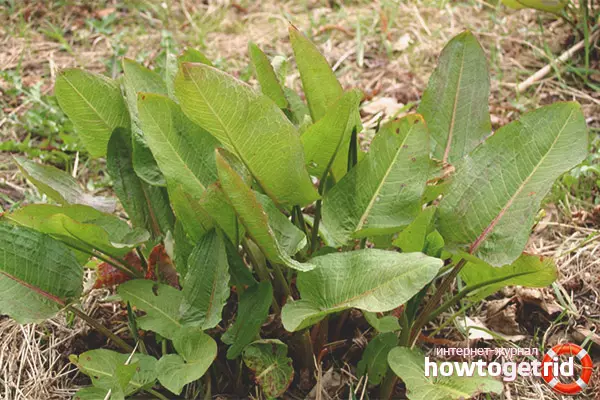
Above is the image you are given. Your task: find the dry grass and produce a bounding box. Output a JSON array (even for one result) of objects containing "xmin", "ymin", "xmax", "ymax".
[{"xmin": 1, "ymin": 0, "xmax": 599, "ymax": 399}]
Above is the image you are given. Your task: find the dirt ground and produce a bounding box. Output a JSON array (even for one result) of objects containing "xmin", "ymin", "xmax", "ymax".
[{"xmin": 1, "ymin": 1, "xmax": 599, "ymax": 399}]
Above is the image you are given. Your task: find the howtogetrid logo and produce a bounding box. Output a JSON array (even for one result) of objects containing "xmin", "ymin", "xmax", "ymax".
[{"xmin": 427, "ymin": 342, "xmax": 594, "ymax": 396}]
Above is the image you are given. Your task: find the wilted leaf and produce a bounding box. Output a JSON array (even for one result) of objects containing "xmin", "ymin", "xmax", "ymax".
[
  {"xmin": 418, "ymin": 31, "xmax": 491, "ymax": 164},
  {"xmin": 0, "ymin": 223, "xmax": 82, "ymax": 323},
  {"xmin": 216, "ymin": 150, "xmax": 314, "ymax": 271},
  {"xmin": 388, "ymin": 347, "xmax": 503, "ymax": 400},
  {"xmin": 223, "ymin": 281, "xmax": 272, "ymax": 359},
  {"xmin": 93, "ymin": 251, "xmax": 144, "ymax": 289},
  {"xmin": 289, "ymin": 26, "xmax": 343, "ymax": 122},
  {"xmin": 438, "ymin": 102, "xmax": 588, "ymax": 266},
  {"xmin": 55, "ymin": 69, "xmax": 130, "ymax": 157},
  {"xmin": 282, "ymin": 250, "xmax": 442, "ymax": 331},
  {"xmin": 156, "ymin": 327, "xmax": 217, "ymax": 395},
  {"xmin": 14, "ymin": 157, "xmax": 116, "ymax": 213},
  {"xmin": 147, "ymin": 244, "xmax": 179, "ymax": 288},
  {"xmin": 249, "ymin": 42, "xmax": 288, "ymax": 108},
  {"xmin": 322, "ymin": 116, "xmax": 430, "ymax": 245},
  {"xmin": 180, "ymin": 230, "xmax": 230, "ymax": 329},
  {"xmin": 357, "ymin": 332, "xmax": 397, "ymax": 385},
  {"xmin": 175, "ymin": 62, "xmax": 318, "ymax": 207},
  {"xmin": 243, "ymin": 339, "xmax": 294, "ymax": 398},
  {"xmin": 117, "ymin": 280, "xmax": 183, "ymax": 339}
]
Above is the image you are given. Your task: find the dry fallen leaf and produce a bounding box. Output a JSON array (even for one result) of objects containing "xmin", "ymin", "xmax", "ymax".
[
  {"xmin": 515, "ymin": 287, "xmax": 562, "ymax": 315},
  {"xmin": 362, "ymin": 97, "xmax": 404, "ymax": 117},
  {"xmin": 393, "ymin": 33, "xmax": 412, "ymax": 52},
  {"xmin": 485, "ymin": 299, "xmax": 522, "ymax": 336},
  {"xmin": 456, "ymin": 316, "xmax": 526, "ymax": 342}
]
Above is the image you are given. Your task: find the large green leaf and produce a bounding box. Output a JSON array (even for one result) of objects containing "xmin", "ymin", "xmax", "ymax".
[
  {"xmin": 418, "ymin": 31, "xmax": 491, "ymax": 164},
  {"xmin": 180, "ymin": 230, "xmax": 230, "ymax": 329},
  {"xmin": 137, "ymin": 92, "xmax": 219, "ymax": 198},
  {"xmin": 322, "ymin": 116, "xmax": 430, "ymax": 245},
  {"xmin": 357, "ymin": 332, "xmax": 397, "ymax": 385},
  {"xmin": 243, "ymin": 339, "xmax": 294, "ymax": 398},
  {"xmin": 5, "ymin": 204, "xmax": 149, "ymax": 258},
  {"xmin": 289, "ymin": 26, "xmax": 343, "ymax": 122},
  {"xmin": 117, "ymin": 280, "xmax": 183, "ymax": 339},
  {"xmin": 175, "ymin": 62, "xmax": 318, "ymax": 207},
  {"xmin": 14, "ymin": 157, "xmax": 116, "ymax": 213},
  {"xmin": 156, "ymin": 327, "xmax": 217, "ymax": 395},
  {"xmin": 282, "ymin": 250, "xmax": 443, "ymax": 331},
  {"xmin": 222, "ymin": 281, "xmax": 272, "ymax": 359},
  {"xmin": 107, "ymin": 128, "xmax": 174, "ymax": 237},
  {"xmin": 438, "ymin": 102, "xmax": 588, "ymax": 266},
  {"xmin": 249, "ymin": 42, "xmax": 288, "ymax": 108},
  {"xmin": 122, "ymin": 58, "xmax": 168, "ymax": 186},
  {"xmin": 460, "ymin": 253, "xmax": 557, "ymax": 300},
  {"xmin": 301, "ymin": 90, "xmax": 362, "ymax": 182},
  {"xmin": 216, "ymin": 151, "xmax": 314, "ymax": 271},
  {"xmin": 388, "ymin": 347, "xmax": 503, "ymax": 400},
  {"xmin": 71, "ymin": 349, "xmax": 157, "ymax": 398},
  {"xmin": 55, "ymin": 69, "xmax": 130, "ymax": 157},
  {"xmin": 0, "ymin": 223, "xmax": 82, "ymax": 323}
]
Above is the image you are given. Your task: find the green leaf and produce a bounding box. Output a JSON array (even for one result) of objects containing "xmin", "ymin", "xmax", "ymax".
[
  {"xmin": 55, "ymin": 69, "xmax": 130, "ymax": 157},
  {"xmin": 282, "ymin": 250, "xmax": 443, "ymax": 331},
  {"xmin": 393, "ymin": 206, "xmax": 436, "ymax": 253},
  {"xmin": 284, "ymin": 87, "xmax": 311, "ymax": 126},
  {"xmin": 137, "ymin": 92, "xmax": 220, "ymax": 198},
  {"xmin": 198, "ymin": 183, "xmax": 244, "ymax": 244},
  {"xmin": 137, "ymin": 92, "xmax": 231, "ymax": 240},
  {"xmin": 72, "ymin": 349, "xmax": 157, "ymax": 398},
  {"xmin": 122, "ymin": 58, "xmax": 168, "ymax": 186},
  {"xmin": 301, "ymin": 90, "xmax": 362, "ymax": 182},
  {"xmin": 289, "ymin": 26, "xmax": 343, "ymax": 122},
  {"xmin": 418, "ymin": 31, "xmax": 491, "ymax": 164},
  {"xmin": 437, "ymin": 102, "xmax": 588, "ymax": 266},
  {"xmin": 223, "ymin": 281, "xmax": 273, "ymax": 359},
  {"xmin": 225, "ymin": 237, "xmax": 257, "ymax": 289},
  {"xmin": 256, "ymin": 192, "xmax": 306, "ymax": 256},
  {"xmin": 249, "ymin": 42, "xmax": 288, "ymax": 108},
  {"xmin": 174, "ymin": 220, "xmax": 193, "ymax": 277},
  {"xmin": 363, "ymin": 311, "xmax": 400, "ymax": 333},
  {"xmin": 73, "ymin": 387, "xmax": 110, "ymax": 399},
  {"xmin": 502, "ymin": 0, "xmax": 567, "ymax": 13},
  {"xmin": 156, "ymin": 327, "xmax": 217, "ymax": 395},
  {"xmin": 388, "ymin": 347, "xmax": 503, "ymax": 400},
  {"xmin": 14, "ymin": 157, "xmax": 116, "ymax": 213},
  {"xmin": 460, "ymin": 253, "xmax": 557, "ymax": 300},
  {"xmin": 243, "ymin": 339, "xmax": 294, "ymax": 398},
  {"xmin": 180, "ymin": 230, "xmax": 230, "ymax": 329},
  {"xmin": 179, "ymin": 47, "xmax": 213, "ymax": 66},
  {"xmin": 216, "ymin": 151, "xmax": 314, "ymax": 271},
  {"xmin": 322, "ymin": 116, "xmax": 430, "ymax": 245},
  {"xmin": 357, "ymin": 332, "xmax": 397, "ymax": 385},
  {"xmin": 6, "ymin": 204, "xmax": 149, "ymax": 258},
  {"xmin": 0, "ymin": 223, "xmax": 82, "ymax": 323},
  {"xmin": 107, "ymin": 128, "xmax": 174, "ymax": 237},
  {"xmin": 117, "ymin": 280, "xmax": 183, "ymax": 339},
  {"xmin": 175, "ymin": 62, "xmax": 318, "ymax": 207}
]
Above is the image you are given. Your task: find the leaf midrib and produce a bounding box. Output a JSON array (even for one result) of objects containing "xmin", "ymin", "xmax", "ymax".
[
  {"xmin": 442, "ymin": 42, "xmax": 466, "ymax": 164},
  {"xmin": 469, "ymin": 107, "xmax": 575, "ymax": 254},
  {"xmin": 62, "ymin": 74, "xmax": 114, "ymax": 132},
  {"xmin": 355, "ymin": 125, "xmax": 415, "ymax": 232},
  {"xmin": 143, "ymin": 105, "xmax": 206, "ymax": 192}
]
